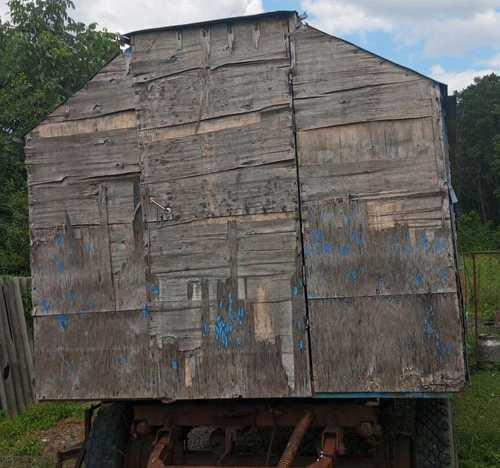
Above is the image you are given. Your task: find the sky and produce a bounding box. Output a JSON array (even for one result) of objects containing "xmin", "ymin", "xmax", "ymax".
[{"xmin": 1, "ymin": 0, "xmax": 500, "ymax": 92}]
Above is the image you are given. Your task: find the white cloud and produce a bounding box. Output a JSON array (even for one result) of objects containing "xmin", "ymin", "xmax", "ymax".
[
  {"xmin": 72, "ymin": 0, "xmax": 263, "ymax": 33},
  {"xmin": 431, "ymin": 64, "xmax": 500, "ymax": 92},
  {"xmin": 302, "ymin": 0, "xmax": 500, "ymax": 57},
  {"xmin": 0, "ymin": 0, "xmax": 263, "ymax": 33},
  {"xmin": 301, "ymin": 0, "xmax": 391, "ymax": 35}
]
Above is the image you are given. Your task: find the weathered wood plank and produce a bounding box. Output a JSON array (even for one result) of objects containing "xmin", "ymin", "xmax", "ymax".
[
  {"xmin": 294, "ymin": 79, "xmax": 433, "ymax": 131},
  {"xmin": 297, "ymin": 118, "xmax": 444, "ymax": 202},
  {"xmin": 136, "ymin": 62, "xmax": 289, "ymax": 130},
  {"xmin": 140, "ymin": 109, "xmax": 294, "ymax": 183},
  {"xmin": 309, "ymin": 293, "xmax": 465, "ymax": 392},
  {"xmin": 3, "ymin": 282, "xmax": 33, "ymax": 405},
  {"xmin": 0, "ymin": 286, "xmax": 26, "ymax": 414},
  {"xmin": 292, "ymin": 26, "xmax": 418, "ymax": 98},
  {"xmin": 45, "ymin": 54, "xmax": 135, "ymax": 122},
  {"xmin": 144, "ymin": 162, "xmax": 298, "ymax": 224},
  {"xmin": 131, "ymin": 16, "xmax": 289, "ymax": 79},
  {"xmin": 31, "ymin": 220, "xmax": 115, "ymax": 317},
  {"xmin": 303, "ymin": 197, "xmax": 455, "ymax": 299}
]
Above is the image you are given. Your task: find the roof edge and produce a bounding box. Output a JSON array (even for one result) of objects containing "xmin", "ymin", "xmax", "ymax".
[{"xmin": 123, "ymin": 10, "xmax": 297, "ymax": 42}]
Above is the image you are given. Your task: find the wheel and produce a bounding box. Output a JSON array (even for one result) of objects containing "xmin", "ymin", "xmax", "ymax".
[
  {"xmin": 85, "ymin": 403, "xmax": 132, "ymax": 468},
  {"xmin": 414, "ymin": 399, "xmax": 457, "ymax": 468}
]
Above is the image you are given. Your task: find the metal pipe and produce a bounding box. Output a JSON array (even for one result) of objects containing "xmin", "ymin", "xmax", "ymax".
[
  {"xmin": 472, "ymin": 254, "xmax": 479, "ymax": 364},
  {"xmin": 277, "ymin": 411, "xmax": 314, "ymax": 468}
]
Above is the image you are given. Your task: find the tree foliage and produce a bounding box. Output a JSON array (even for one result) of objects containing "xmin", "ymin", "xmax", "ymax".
[
  {"xmin": 0, "ymin": 0, "xmax": 120, "ymax": 274},
  {"xmin": 451, "ymin": 74, "xmax": 500, "ymax": 226}
]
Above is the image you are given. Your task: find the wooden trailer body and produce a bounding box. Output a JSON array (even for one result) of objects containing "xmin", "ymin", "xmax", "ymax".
[{"xmin": 26, "ymin": 11, "xmax": 465, "ymax": 401}]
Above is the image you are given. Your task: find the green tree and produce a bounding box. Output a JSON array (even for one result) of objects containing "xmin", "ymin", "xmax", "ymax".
[
  {"xmin": 451, "ymin": 74, "xmax": 500, "ymax": 224},
  {"xmin": 0, "ymin": 0, "xmax": 120, "ymax": 275}
]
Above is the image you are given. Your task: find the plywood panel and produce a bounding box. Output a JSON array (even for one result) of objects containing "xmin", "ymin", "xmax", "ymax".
[
  {"xmin": 297, "ymin": 118, "xmax": 444, "ymax": 202},
  {"xmin": 293, "ymin": 25, "xmax": 465, "ymax": 393},
  {"xmin": 302, "ymin": 197, "xmax": 456, "ymax": 299},
  {"xmin": 309, "ymin": 294, "xmax": 465, "ymax": 393}
]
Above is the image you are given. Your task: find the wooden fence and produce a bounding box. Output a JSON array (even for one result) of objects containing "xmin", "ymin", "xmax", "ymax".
[{"xmin": 0, "ymin": 277, "xmax": 34, "ymax": 417}]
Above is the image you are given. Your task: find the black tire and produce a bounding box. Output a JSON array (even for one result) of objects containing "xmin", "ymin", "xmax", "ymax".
[
  {"xmin": 414, "ymin": 399, "xmax": 457, "ymax": 468},
  {"xmin": 85, "ymin": 403, "xmax": 132, "ymax": 468}
]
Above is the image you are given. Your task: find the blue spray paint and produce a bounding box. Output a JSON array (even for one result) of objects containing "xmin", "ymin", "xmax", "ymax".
[
  {"xmin": 56, "ymin": 314, "xmax": 69, "ymax": 331},
  {"xmin": 215, "ymin": 314, "xmax": 233, "ymax": 348},
  {"xmin": 40, "ymin": 299, "xmax": 51, "ymax": 314},
  {"xmin": 323, "ymin": 243, "xmax": 333, "ymax": 254},
  {"xmin": 340, "ymin": 244, "xmax": 352, "ymax": 257},
  {"xmin": 418, "ymin": 231, "xmax": 430, "ymax": 251},
  {"xmin": 202, "ymin": 320, "xmax": 211, "ymax": 336},
  {"xmin": 142, "ymin": 305, "xmax": 151, "ymax": 319},
  {"xmin": 237, "ymin": 306, "xmax": 246, "ymax": 324},
  {"xmin": 67, "ymin": 289, "xmax": 77, "ymax": 306},
  {"xmin": 150, "ymin": 284, "xmax": 160, "ymax": 296},
  {"xmin": 351, "ymin": 231, "xmax": 364, "ymax": 247},
  {"xmin": 54, "ymin": 232, "xmax": 65, "ymax": 247},
  {"xmin": 298, "ymin": 339, "xmax": 305, "ymax": 352},
  {"xmin": 433, "ymin": 238, "xmax": 448, "ymax": 255},
  {"xmin": 415, "ymin": 273, "xmax": 425, "ymax": 287},
  {"xmin": 311, "ymin": 230, "xmax": 325, "ymax": 242},
  {"xmin": 171, "ymin": 359, "xmax": 179, "ymax": 370},
  {"xmin": 349, "ymin": 270, "xmax": 359, "ymax": 283},
  {"xmin": 439, "ymin": 269, "xmax": 449, "ymax": 282},
  {"xmin": 84, "ymin": 242, "xmax": 96, "ymax": 254}
]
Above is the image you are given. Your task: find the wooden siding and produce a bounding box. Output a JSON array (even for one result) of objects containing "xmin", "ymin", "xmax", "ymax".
[
  {"xmin": 292, "ymin": 25, "xmax": 465, "ymax": 392},
  {"xmin": 27, "ymin": 15, "xmax": 465, "ymax": 401},
  {"xmin": 29, "ymin": 14, "xmax": 311, "ymax": 400}
]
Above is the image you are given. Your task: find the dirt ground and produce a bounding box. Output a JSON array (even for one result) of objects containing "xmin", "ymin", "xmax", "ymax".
[{"xmin": 39, "ymin": 419, "xmax": 84, "ymax": 466}]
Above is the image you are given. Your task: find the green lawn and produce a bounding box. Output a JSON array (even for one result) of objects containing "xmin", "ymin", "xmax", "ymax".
[
  {"xmin": 454, "ymin": 370, "xmax": 500, "ymax": 468},
  {"xmin": 0, "ymin": 402, "xmax": 83, "ymax": 459}
]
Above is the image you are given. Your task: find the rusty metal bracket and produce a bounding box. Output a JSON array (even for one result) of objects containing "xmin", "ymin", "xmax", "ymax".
[{"xmin": 307, "ymin": 427, "xmax": 345, "ymax": 468}]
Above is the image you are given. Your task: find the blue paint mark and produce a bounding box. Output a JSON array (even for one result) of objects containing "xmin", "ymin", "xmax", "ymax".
[
  {"xmin": 423, "ymin": 303, "xmax": 452, "ymax": 359},
  {"xmin": 344, "ymin": 214, "xmax": 353, "ymax": 226},
  {"xmin": 40, "ymin": 299, "xmax": 51, "ymax": 314},
  {"xmin": 351, "ymin": 231, "xmax": 364, "ymax": 247},
  {"xmin": 84, "ymin": 242, "xmax": 96, "ymax": 254},
  {"xmin": 349, "ymin": 270, "xmax": 359, "ymax": 283},
  {"xmin": 433, "ymin": 238, "xmax": 448, "ymax": 255},
  {"xmin": 237, "ymin": 306, "xmax": 246, "ymax": 323},
  {"xmin": 311, "ymin": 230, "xmax": 325, "ymax": 242},
  {"xmin": 340, "ymin": 244, "xmax": 352, "ymax": 257},
  {"xmin": 150, "ymin": 284, "xmax": 160, "ymax": 296},
  {"xmin": 215, "ymin": 314, "xmax": 233, "ymax": 348},
  {"xmin": 402, "ymin": 244, "xmax": 413, "ymax": 256},
  {"xmin": 323, "ymin": 243, "xmax": 333, "ymax": 254},
  {"xmin": 67, "ymin": 289, "xmax": 77, "ymax": 305},
  {"xmin": 298, "ymin": 339, "xmax": 305, "ymax": 351},
  {"xmin": 219, "ymin": 301, "xmax": 224, "ymax": 310},
  {"xmin": 415, "ymin": 273, "xmax": 425, "ymax": 287},
  {"xmin": 292, "ymin": 286, "xmax": 299, "ymax": 296},
  {"xmin": 303, "ymin": 247, "xmax": 313, "ymax": 257},
  {"xmin": 202, "ymin": 320, "xmax": 210, "ymax": 336},
  {"xmin": 418, "ymin": 231, "xmax": 430, "ymax": 251},
  {"xmin": 227, "ymin": 294, "xmax": 234, "ymax": 320},
  {"xmin": 142, "ymin": 305, "xmax": 151, "ymax": 319},
  {"xmin": 171, "ymin": 359, "xmax": 179, "ymax": 370},
  {"xmin": 438, "ymin": 269, "xmax": 449, "ymax": 282},
  {"xmin": 118, "ymin": 355, "xmax": 128, "ymax": 365},
  {"xmin": 403, "ymin": 231, "xmax": 411, "ymax": 241},
  {"xmin": 56, "ymin": 314, "xmax": 69, "ymax": 331},
  {"xmin": 235, "ymin": 336, "xmax": 242, "ymax": 347},
  {"xmin": 54, "ymin": 232, "xmax": 65, "ymax": 247}
]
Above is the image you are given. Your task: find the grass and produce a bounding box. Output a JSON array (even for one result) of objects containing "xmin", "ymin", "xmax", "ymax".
[
  {"xmin": 454, "ymin": 369, "xmax": 500, "ymax": 468},
  {"xmin": 0, "ymin": 402, "xmax": 84, "ymax": 458}
]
